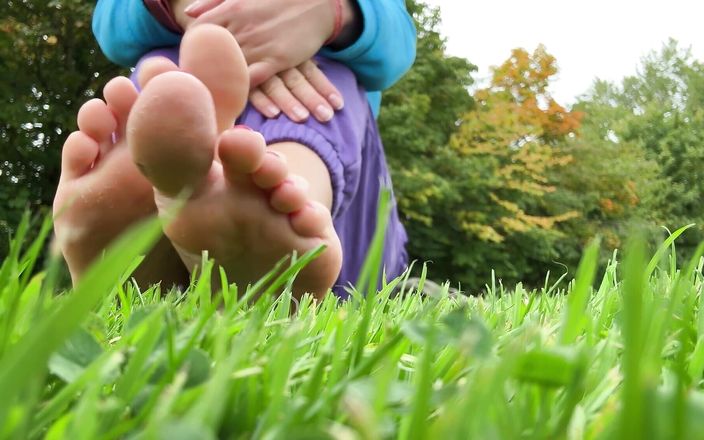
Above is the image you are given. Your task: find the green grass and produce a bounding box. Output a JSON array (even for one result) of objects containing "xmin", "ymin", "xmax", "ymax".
[{"xmin": 3, "ymin": 215, "xmax": 704, "ymax": 439}]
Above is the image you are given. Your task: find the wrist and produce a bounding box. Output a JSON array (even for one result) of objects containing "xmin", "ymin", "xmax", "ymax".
[{"xmin": 327, "ymin": 0, "xmax": 362, "ymax": 50}]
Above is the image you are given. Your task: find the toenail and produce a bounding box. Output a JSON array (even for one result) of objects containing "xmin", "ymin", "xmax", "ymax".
[
  {"xmin": 281, "ymin": 175, "xmax": 306, "ymax": 190},
  {"xmin": 266, "ymin": 150, "xmax": 284, "ymax": 160},
  {"xmin": 277, "ymin": 178, "xmax": 306, "ymax": 194}
]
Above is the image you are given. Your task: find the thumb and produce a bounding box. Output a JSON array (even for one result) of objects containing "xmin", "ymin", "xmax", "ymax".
[{"xmin": 248, "ymin": 62, "xmax": 278, "ymax": 88}]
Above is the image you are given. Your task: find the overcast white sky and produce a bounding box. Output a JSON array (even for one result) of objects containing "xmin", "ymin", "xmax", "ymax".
[{"xmin": 422, "ymin": 0, "xmax": 704, "ymax": 106}]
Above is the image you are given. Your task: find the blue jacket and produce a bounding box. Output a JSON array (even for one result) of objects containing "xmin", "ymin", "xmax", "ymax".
[{"xmin": 92, "ymin": 0, "xmax": 417, "ymax": 114}]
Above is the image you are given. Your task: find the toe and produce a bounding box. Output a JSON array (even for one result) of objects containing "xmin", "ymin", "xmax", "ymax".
[
  {"xmin": 270, "ymin": 175, "xmax": 309, "ymax": 213},
  {"xmin": 218, "ymin": 127, "xmax": 266, "ymax": 180},
  {"xmin": 289, "ymin": 201, "xmax": 330, "ymax": 237},
  {"xmin": 251, "ymin": 150, "xmax": 289, "ymax": 189},
  {"xmin": 60, "ymin": 131, "xmax": 100, "ymax": 182},
  {"xmin": 180, "ymin": 24, "xmax": 249, "ymax": 132},
  {"xmin": 137, "ymin": 56, "xmax": 180, "ymax": 90},
  {"xmin": 127, "ymin": 71, "xmax": 218, "ymax": 197},
  {"xmin": 103, "ymin": 77, "xmax": 139, "ymax": 141},
  {"xmin": 77, "ymin": 98, "xmax": 117, "ymax": 143}
]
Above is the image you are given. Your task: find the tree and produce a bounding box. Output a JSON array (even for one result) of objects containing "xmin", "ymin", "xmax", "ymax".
[
  {"xmin": 545, "ymin": 126, "xmax": 659, "ymax": 267},
  {"xmin": 434, "ymin": 46, "xmax": 584, "ymax": 288},
  {"xmin": 0, "ymin": 1, "xmax": 123, "ymax": 254},
  {"xmin": 379, "ymin": 0, "xmax": 477, "ymax": 281},
  {"xmin": 574, "ymin": 40, "xmax": 704, "ymax": 257}
]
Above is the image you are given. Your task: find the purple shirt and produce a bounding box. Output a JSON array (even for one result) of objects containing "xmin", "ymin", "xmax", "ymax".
[{"xmin": 134, "ymin": 50, "xmax": 408, "ymax": 298}]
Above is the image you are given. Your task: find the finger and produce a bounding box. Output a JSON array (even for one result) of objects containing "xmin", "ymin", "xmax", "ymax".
[
  {"xmin": 249, "ymin": 61, "xmax": 278, "ymax": 89},
  {"xmin": 280, "ymin": 68, "xmax": 335, "ymax": 122},
  {"xmin": 249, "ymin": 88, "xmax": 282, "ymax": 119},
  {"xmin": 299, "ymin": 60, "xmax": 344, "ymax": 110},
  {"xmin": 184, "ymin": 0, "xmax": 225, "ymax": 18},
  {"xmin": 260, "ymin": 75, "xmax": 310, "ymax": 122}
]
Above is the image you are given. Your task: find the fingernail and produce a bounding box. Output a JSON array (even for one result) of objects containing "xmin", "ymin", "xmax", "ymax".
[
  {"xmin": 234, "ymin": 124, "xmax": 254, "ymax": 131},
  {"xmin": 315, "ymin": 105, "xmax": 334, "ymax": 122},
  {"xmin": 328, "ymin": 94, "xmax": 344, "ymax": 110},
  {"xmin": 184, "ymin": 1, "xmax": 202, "ymax": 15},
  {"xmin": 293, "ymin": 106, "xmax": 309, "ymax": 121},
  {"xmin": 267, "ymin": 105, "xmax": 281, "ymax": 118}
]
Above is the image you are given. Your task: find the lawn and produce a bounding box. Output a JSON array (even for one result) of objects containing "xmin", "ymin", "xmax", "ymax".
[{"xmin": 1, "ymin": 214, "xmax": 704, "ymax": 439}]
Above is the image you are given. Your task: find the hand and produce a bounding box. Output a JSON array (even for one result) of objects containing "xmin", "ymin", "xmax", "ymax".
[
  {"xmin": 250, "ymin": 60, "xmax": 344, "ymax": 123},
  {"xmin": 184, "ymin": 0, "xmax": 359, "ymax": 87},
  {"xmin": 169, "ymin": 0, "xmax": 196, "ymax": 29}
]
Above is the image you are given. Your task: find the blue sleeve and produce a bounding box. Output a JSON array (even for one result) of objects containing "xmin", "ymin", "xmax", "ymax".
[
  {"xmin": 319, "ymin": 0, "xmax": 417, "ymax": 92},
  {"xmin": 93, "ymin": 0, "xmax": 182, "ymax": 67},
  {"xmin": 93, "ymin": 0, "xmax": 416, "ymax": 91}
]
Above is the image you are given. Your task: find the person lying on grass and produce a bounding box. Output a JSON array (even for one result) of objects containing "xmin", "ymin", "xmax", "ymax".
[{"xmin": 53, "ymin": 0, "xmax": 415, "ymax": 298}]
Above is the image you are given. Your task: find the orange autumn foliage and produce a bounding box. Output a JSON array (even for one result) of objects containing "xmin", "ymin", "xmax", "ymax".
[{"xmin": 450, "ymin": 46, "xmax": 581, "ymax": 242}]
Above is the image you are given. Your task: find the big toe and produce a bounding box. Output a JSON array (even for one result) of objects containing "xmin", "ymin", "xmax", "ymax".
[
  {"xmin": 180, "ymin": 24, "xmax": 249, "ymax": 133},
  {"xmin": 127, "ymin": 71, "xmax": 218, "ymax": 197}
]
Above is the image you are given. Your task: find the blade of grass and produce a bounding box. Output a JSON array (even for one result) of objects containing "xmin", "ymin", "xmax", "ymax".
[
  {"xmin": 645, "ymin": 224, "xmax": 695, "ymax": 279},
  {"xmin": 559, "ymin": 239, "xmax": 600, "ymax": 345},
  {"xmin": 619, "ymin": 234, "xmax": 653, "ymax": 439},
  {"xmin": 0, "ymin": 216, "xmax": 162, "ymax": 422},
  {"xmin": 349, "ymin": 190, "xmax": 391, "ymax": 369}
]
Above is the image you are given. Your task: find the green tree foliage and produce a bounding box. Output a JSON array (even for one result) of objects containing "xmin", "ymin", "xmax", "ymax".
[
  {"xmin": 382, "ymin": 19, "xmax": 697, "ymax": 288},
  {"xmin": 573, "ymin": 40, "xmax": 704, "ymax": 257},
  {"xmin": 379, "ymin": 4, "xmax": 583, "ymax": 287},
  {"xmin": 379, "ymin": 0, "xmax": 477, "ymax": 281},
  {"xmin": 439, "ymin": 47, "xmax": 583, "ymax": 287},
  {"xmin": 0, "ymin": 1, "xmax": 122, "ymax": 253},
  {"xmin": 544, "ymin": 95, "xmax": 660, "ymax": 268},
  {"xmin": 545, "ymin": 134, "xmax": 658, "ymax": 266},
  {"xmin": 382, "ymin": 34, "xmax": 593, "ymax": 288}
]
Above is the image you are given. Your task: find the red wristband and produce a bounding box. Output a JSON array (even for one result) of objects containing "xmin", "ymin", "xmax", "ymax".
[
  {"xmin": 143, "ymin": 0, "xmax": 184, "ymax": 34},
  {"xmin": 324, "ymin": 0, "xmax": 344, "ymax": 46}
]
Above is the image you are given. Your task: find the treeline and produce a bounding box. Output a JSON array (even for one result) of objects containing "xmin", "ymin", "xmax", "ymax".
[
  {"xmin": 2, "ymin": 1, "xmax": 703, "ymax": 290},
  {"xmin": 380, "ymin": 2, "xmax": 704, "ymax": 289}
]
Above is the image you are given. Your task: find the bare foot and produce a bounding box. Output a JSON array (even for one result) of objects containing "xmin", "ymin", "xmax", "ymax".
[
  {"xmin": 128, "ymin": 25, "xmax": 342, "ymax": 298},
  {"xmin": 53, "ymin": 77, "xmax": 188, "ymax": 286}
]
